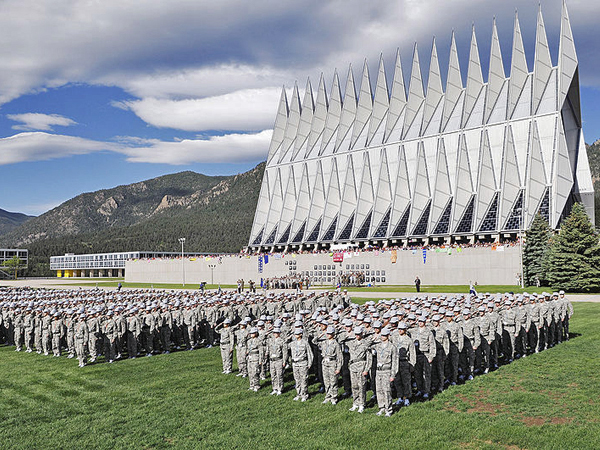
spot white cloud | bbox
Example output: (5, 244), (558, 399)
(119, 130), (272, 164)
(120, 88), (281, 132)
(0, 0), (597, 110)
(0, 130), (271, 166)
(106, 64), (294, 100)
(6, 113), (77, 131)
(0, 132), (116, 165)
(0, 1), (598, 143)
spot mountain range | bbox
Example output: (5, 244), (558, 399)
(0, 209), (34, 237)
(0, 163), (264, 275)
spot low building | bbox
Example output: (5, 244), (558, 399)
(0, 248), (28, 279)
(50, 251), (207, 278)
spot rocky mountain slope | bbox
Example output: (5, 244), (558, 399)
(0, 163), (264, 275)
(0, 209), (34, 237)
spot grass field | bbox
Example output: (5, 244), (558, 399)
(60, 281), (237, 290)
(1, 303), (599, 449)
(314, 285), (545, 294)
(64, 281), (556, 295)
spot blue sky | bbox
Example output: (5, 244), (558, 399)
(0, 0), (598, 216)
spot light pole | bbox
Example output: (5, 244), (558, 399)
(208, 263), (217, 285)
(516, 208), (525, 289)
(178, 237), (186, 287)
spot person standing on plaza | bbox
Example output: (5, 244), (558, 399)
(415, 277), (421, 293)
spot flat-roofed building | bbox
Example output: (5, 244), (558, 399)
(50, 251), (206, 278)
(0, 249), (28, 278)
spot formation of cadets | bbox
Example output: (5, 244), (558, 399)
(0, 287), (573, 416)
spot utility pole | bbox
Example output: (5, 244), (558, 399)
(179, 237), (186, 287)
(517, 208), (525, 289)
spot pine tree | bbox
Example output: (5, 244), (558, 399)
(544, 203), (600, 292)
(523, 214), (551, 287)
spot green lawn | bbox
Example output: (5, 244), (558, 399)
(60, 281), (237, 290)
(315, 284), (554, 294)
(1, 303), (599, 449)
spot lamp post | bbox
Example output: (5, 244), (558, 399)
(516, 208), (525, 289)
(178, 237), (186, 287)
(208, 263), (217, 285)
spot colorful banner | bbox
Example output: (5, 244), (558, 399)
(258, 255), (263, 273)
(391, 249), (397, 264)
(333, 252), (344, 263)
(422, 248), (427, 264)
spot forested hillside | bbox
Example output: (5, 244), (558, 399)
(1, 163), (264, 276)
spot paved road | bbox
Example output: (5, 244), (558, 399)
(2, 278), (599, 302)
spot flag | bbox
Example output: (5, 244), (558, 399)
(391, 249), (397, 264)
(264, 255), (269, 264)
(422, 249), (427, 264)
(258, 256), (263, 273)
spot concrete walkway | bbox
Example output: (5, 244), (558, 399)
(2, 278), (599, 302)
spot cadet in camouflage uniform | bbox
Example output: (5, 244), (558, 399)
(102, 311), (118, 363)
(337, 319), (353, 398)
(34, 310), (43, 354)
(183, 304), (197, 349)
(476, 305), (493, 373)
(24, 309), (35, 353)
(160, 306), (173, 354)
(246, 327), (262, 392)
(216, 318), (234, 374)
(461, 309), (480, 380)
(74, 314), (89, 367)
(257, 321), (269, 380)
(51, 312), (63, 357)
(413, 316), (436, 398)
(234, 319), (250, 377)
(537, 294), (550, 352)
(374, 327), (398, 416)
(344, 326), (372, 413)
(487, 302), (501, 368)
(444, 311), (463, 385)
(559, 291), (573, 341)
(143, 307), (157, 356)
(515, 297), (530, 357)
(320, 326), (342, 404)
(41, 310), (52, 356)
(501, 299), (517, 362)
(430, 314), (448, 393)
(115, 308), (127, 358)
(65, 310), (75, 358)
(127, 309), (141, 358)
(87, 311), (100, 362)
(290, 327), (313, 402)
(13, 309), (24, 351)
(267, 327), (288, 396)
(395, 322), (417, 406)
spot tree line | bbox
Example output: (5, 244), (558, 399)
(524, 203), (600, 292)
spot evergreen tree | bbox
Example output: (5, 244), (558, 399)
(544, 203), (600, 292)
(523, 214), (551, 287)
